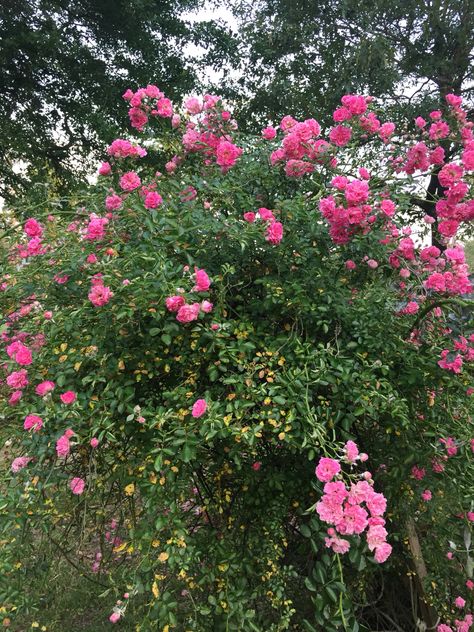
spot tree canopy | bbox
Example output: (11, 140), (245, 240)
(224, 0), (474, 128)
(0, 0), (233, 200)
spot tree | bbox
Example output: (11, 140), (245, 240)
(225, 0), (474, 128)
(0, 0), (233, 200)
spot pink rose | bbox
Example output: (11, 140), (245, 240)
(315, 457), (341, 482)
(70, 477), (85, 495)
(98, 162), (112, 176)
(165, 295), (186, 312)
(192, 399), (207, 418)
(89, 285), (113, 307)
(374, 542), (392, 563)
(9, 390), (23, 406)
(119, 171), (141, 191)
(9, 342), (33, 365)
(343, 440), (359, 462)
(192, 268), (211, 292)
(60, 391), (77, 404)
(90, 438), (99, 448)
(176, 303), (200, 323)
(11, 456), (32, 473)
(105, 194), (123, 211)
(216, 140), (242, 169)
(24, 218), (43, 237)
(144, 191), (163, 209)
(36, 380), (55, 396)
(185, 97), (202, 114)
(329, 125), (352, 147)
(200, 300), (213, 313)
(265, 221), (283, 245)
(6, 369), (28, 389)
(156, 97), (173, 117)
(262, 126), (277, 140)
(24, 414), (43, 432)
(258, 207), (275, 221)
(56, 434), (71, 458)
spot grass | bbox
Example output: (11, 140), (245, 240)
(8, 562), (137, 631)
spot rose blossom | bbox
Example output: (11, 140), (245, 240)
(11, 455), (32, 472)
(176, 303), (200, 323)
(315, 457), (341, 482)
(36, 380), (55, 396)
(70, 477), (85, 495)
(60, 391), (77, 404)
(192, 399), (207, 418)
(24, 414), (43, 432)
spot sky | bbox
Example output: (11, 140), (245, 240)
(182, 5), (239, 84)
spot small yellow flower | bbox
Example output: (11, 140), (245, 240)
(124, 483), (135, 496)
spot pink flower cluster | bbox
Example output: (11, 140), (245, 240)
(399, 95), (474, 240)
(165, 267), (213, 324)
(88, 273), (113, 307)
(319, 177), (379, 244)
(331, 94), (396, 145)
(180, 96), (242, 172)
(243, 207), (284, 245)
(123, 85), (173, 131)
(389, 239), (471, 300)
(315, 447), (392, 564)
(56, 428), (75, 458)
(438, 613), (473, 632)
(84, 214), (109, 241)
(16, 219), (47, 258)
(269, 115), (329, 176)
(6, 340), (33, 365)
(107, 138), (147, 159)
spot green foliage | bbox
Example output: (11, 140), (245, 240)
(0, 102), (472, 631)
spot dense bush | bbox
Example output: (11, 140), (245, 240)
(0, 88), (473, 631)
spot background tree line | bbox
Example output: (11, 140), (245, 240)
(0, 0), (473, 202)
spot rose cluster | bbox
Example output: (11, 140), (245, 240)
(165, 267), (213, 324)
(315, 442), (392, 564)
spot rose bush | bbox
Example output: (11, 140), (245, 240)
(0, 86), (473, 631)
